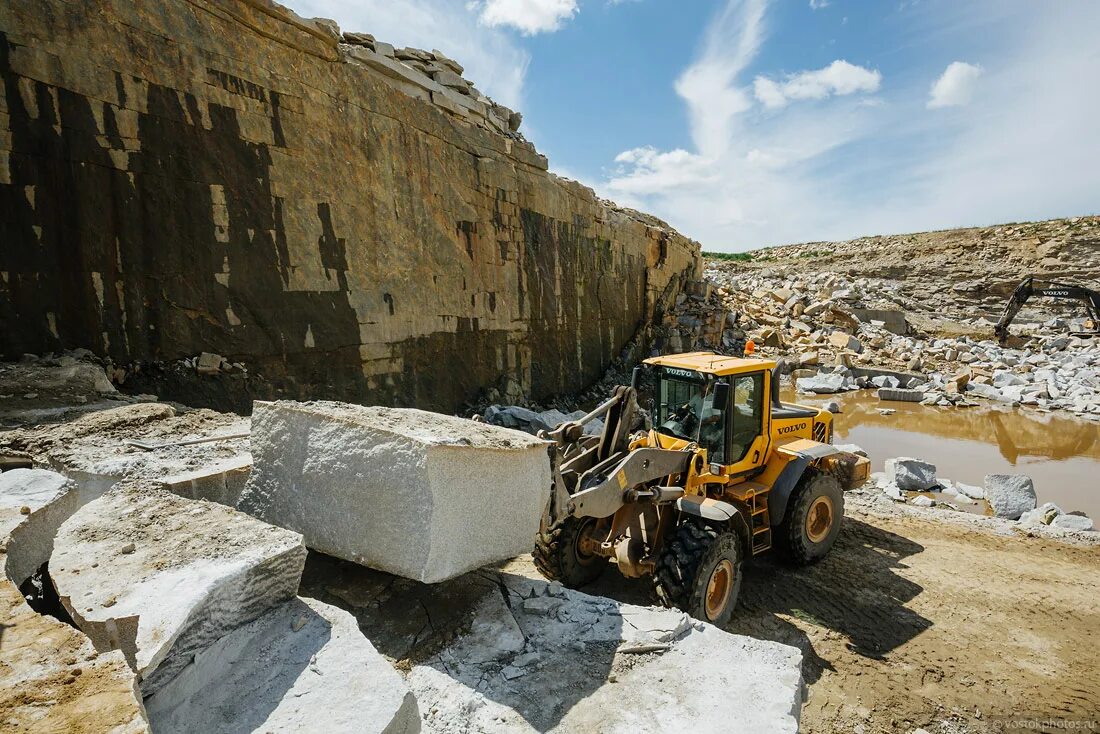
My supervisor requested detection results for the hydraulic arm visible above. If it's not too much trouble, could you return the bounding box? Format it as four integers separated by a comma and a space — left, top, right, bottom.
994, 277, 1100, 343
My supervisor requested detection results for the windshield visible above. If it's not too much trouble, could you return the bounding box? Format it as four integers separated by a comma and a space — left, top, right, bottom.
655, 375, 705, 440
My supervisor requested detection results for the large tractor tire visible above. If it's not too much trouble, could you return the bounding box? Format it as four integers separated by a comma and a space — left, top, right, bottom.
533, 516, 608, 587
775, 470, 844, 565
654, 520, 743, 626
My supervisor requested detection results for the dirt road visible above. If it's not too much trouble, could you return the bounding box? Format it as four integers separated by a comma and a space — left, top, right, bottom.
499, 501, 1100, 733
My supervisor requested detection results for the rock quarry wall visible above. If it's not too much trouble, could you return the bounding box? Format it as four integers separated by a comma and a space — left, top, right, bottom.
0, 0, 700, 412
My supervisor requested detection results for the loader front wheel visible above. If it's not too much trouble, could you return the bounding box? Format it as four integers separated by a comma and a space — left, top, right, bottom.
533, 516, 608, 588
775, 471, 844, 565
654, 521, 742, 626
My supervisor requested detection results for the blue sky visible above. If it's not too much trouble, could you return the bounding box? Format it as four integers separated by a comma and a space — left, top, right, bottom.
290, 0, 1100, 250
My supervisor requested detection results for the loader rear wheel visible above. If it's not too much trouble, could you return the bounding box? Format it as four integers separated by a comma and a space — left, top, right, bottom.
775, 471, 844, 565
533, 516, 608, 588
654, 521, 742, 626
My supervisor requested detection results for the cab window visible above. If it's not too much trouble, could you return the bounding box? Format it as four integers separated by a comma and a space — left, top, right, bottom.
729, 373, 764, 464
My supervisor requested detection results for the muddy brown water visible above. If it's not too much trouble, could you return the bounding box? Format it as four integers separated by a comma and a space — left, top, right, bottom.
782, 388, 1100, 519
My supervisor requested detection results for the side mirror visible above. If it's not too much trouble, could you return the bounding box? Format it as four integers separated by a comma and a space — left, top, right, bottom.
713, 380, 731, 408
630, 366, 642, 389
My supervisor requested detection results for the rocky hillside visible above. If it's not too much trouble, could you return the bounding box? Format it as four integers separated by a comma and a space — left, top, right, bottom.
702, 216, 1100, 419
0, 0, 699, 413
718, 216, 1100, 336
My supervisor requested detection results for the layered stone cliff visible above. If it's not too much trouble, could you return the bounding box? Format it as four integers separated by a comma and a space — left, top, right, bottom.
0, 0, 700, 411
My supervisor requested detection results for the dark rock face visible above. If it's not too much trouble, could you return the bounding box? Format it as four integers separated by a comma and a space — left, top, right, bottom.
0, 0, 699, 412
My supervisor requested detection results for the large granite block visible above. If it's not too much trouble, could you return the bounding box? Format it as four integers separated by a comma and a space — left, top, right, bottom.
238, 401, 551, 583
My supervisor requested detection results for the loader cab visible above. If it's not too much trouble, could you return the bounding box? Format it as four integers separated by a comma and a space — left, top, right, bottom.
642, 352, 779, 473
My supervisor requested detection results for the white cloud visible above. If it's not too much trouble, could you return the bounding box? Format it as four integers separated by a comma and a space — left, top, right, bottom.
673, 0, 767, 157
599, 0, 1100, 250
478, 0, 578, 35
927, 61, 983, 109
285, 0, 529, 108
753, 60, 882, 109
809, 0, 830, 9
609, 147, 717, 195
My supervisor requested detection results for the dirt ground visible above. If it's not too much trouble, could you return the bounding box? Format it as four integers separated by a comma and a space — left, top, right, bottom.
497, 502, 1100, 733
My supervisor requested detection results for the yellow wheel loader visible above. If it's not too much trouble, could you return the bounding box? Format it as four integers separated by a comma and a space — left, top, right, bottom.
533, 351, 870, 625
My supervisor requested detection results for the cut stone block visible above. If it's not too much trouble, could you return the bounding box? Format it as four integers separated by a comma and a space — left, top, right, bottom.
238, 401, 551, 583
51, 485, 307, 695
884, 457, 937, 492
408, 573, 804, 732
0, 579, 147, 733
145, 596, 419, 734
0, 468, 80, 585
877, 387, 925, 403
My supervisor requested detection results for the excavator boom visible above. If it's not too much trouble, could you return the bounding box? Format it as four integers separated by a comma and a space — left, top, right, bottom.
994, 276, 1100, 342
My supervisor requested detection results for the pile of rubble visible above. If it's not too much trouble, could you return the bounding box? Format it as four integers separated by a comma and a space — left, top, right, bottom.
864, 454, 1095, 533
703, 245, 1100, 420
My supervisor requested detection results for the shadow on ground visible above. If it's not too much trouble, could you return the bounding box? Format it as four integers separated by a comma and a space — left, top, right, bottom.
577, 516, 930, 685
299, 554, 620, 732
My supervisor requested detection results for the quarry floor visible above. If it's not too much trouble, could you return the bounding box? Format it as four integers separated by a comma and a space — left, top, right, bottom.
298, 500, 1100, 734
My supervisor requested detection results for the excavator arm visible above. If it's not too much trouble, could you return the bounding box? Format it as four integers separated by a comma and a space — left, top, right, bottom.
994, 276, 1100, 343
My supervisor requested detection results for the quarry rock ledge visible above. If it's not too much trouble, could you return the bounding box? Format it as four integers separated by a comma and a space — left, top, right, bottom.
145, 596, 420, 734
0, 0, 701, 412
238, 400, 552, 583
50, 485, 307, 696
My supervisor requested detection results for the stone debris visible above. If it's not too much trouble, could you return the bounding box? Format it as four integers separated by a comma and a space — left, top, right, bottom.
703, 218, 1100, 422
51, 485, 307, 695
1051, 513, 1095, 532
408, 573, 805, 733
984, 474, 1038, 520
884, 457, 938, 492
867, 463, 1098, 535
1018, 502, 1064, 527
144, 597, 419, 734
239, 401, 551, 583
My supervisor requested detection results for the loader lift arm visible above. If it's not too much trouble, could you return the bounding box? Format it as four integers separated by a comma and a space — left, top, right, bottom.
994, 276, 1100, 343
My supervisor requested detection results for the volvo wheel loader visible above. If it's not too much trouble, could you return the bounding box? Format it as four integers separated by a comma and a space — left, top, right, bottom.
533, 351, 870, 625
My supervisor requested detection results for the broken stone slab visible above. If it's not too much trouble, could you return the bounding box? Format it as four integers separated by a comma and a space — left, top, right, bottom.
144, 596, 419, 734
984, 474, 1037, 520
1051, 513, 1094, 532
238, 401, 551, 583
0, 579, 148, 733
884, 457, 938, 491
1018, 502, 1063, 527
0, 468, 81, 585
796, 372, 846, 394
341, 31, 375, 47
195, 351, 226, 375
877, 387, 926, 403
410, 572, 804, 732
156, 453, 252, 507
51, 485, 307, 695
